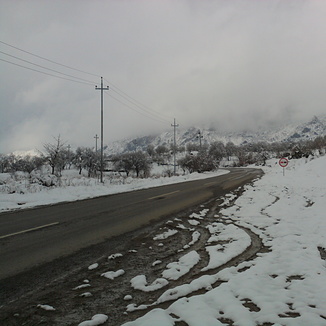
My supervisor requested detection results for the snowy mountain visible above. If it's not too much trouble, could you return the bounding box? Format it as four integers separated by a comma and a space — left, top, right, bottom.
106, 115, 326, 155
284, 115, 326, 142
11, 149, 42, 157
7, 116, 325, 157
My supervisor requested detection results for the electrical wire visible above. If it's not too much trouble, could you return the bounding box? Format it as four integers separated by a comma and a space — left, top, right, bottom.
0, 40, 100, 78
106, 92, 170, 125
0, 58, 94, 85
104, 78, 173, 123
1, 40, 175, 124
107, 92, 168, 125
110, 88, 172, 124
0, 50, 97, 85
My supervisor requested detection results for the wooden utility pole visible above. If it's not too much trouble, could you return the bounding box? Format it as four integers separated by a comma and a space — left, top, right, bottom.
197, 130, 203, 149
95, 77, 109, 183
171, 118, 179, 175
67, 144, 71, 169
94, 134, 99, 152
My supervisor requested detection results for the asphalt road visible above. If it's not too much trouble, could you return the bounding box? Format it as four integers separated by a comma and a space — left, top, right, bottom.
0, 168, 262, 280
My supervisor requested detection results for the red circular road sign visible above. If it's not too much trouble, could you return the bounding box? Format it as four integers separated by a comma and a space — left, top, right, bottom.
279, 157, 289, 167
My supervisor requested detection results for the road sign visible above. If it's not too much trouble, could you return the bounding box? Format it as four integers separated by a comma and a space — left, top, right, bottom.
279, 157, 289, 167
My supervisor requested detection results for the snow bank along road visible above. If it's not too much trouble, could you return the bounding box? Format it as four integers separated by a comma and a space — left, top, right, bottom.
0, 168, 262, 280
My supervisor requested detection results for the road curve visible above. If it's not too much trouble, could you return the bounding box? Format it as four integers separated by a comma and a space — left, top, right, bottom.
0, 168, 262, 279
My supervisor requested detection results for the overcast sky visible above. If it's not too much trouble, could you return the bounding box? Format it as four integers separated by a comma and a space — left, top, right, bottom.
1, 0, 326, 153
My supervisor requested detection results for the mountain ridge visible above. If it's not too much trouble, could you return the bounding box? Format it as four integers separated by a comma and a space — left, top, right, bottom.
107, 115, 326, 155
8, 115, 326, 157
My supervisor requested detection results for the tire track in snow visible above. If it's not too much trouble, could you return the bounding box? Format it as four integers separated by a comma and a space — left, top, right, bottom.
126, 192, 268, 317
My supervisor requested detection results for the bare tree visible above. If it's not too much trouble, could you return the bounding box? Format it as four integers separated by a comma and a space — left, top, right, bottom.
155, 145, 169, 156
225, 141, 236, 161
0, 154, 11, 173
112, 153, 134, 177
130, 151, 151, 177
73, 147, 84, 175
112, 151, 151, 178
178, 154, 199, 174
147, 145, 155, 157
43, 135, 67, 175
83, 148, 100, 177
72, 147, 100, 177
208, 141, 226, 166
186, 143, 200, 153
178, 152, 217, 174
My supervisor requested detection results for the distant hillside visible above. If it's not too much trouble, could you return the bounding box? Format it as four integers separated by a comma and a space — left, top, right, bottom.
106, 115, 326, 155
8, 115, 326, 157
11, 149, 42, 157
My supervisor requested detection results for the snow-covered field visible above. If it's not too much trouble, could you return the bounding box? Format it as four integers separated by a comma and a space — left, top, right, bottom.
0, 168, 229, 212
114, 156, 325, 326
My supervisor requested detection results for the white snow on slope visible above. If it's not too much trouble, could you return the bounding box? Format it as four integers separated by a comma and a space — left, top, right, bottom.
122, 155, 326, 326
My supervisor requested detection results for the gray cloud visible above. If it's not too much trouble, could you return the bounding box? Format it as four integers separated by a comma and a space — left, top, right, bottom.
1, 0, 326, 153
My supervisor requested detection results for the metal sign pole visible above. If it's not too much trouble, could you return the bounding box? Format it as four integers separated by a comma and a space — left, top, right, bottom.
279, 157, 289, 176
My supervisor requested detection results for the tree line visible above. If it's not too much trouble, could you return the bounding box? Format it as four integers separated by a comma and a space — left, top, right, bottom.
1, 135, 325, 177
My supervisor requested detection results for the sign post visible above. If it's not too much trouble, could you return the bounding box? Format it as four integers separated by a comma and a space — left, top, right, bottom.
279, 157, 289, 176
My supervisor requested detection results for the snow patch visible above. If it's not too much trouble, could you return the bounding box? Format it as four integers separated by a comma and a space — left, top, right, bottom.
153, 229, 178, 241
130, 275, 169, 292
37, 304, 55, 311
78, 314, 108, 326
162, 251, 200, 280
88, 263, 98, 270
101, 269, 125, 280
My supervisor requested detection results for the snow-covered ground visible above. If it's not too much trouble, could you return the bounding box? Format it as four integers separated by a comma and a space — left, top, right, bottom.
0, 168, 229, 212
115, 155, 326, 326
2, 155, 326, 325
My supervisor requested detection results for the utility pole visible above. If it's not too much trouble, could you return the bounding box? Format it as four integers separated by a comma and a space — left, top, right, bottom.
197, 130, 203, 149
67, 144, 71, 169
95, 77, 109, 183
171, 118, 179, 175
94, 134, 99, 152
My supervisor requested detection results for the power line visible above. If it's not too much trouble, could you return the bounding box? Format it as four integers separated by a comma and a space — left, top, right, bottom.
106, 92, 170, 125
104, 77, 173, 122
1, 54, 173, 124
107, 92, 168, 124
0, 50, 97, 84
0, 40, 100, 78
110, 88, 171, 123
0, 58, 94, 85
0, 40, 176, 124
